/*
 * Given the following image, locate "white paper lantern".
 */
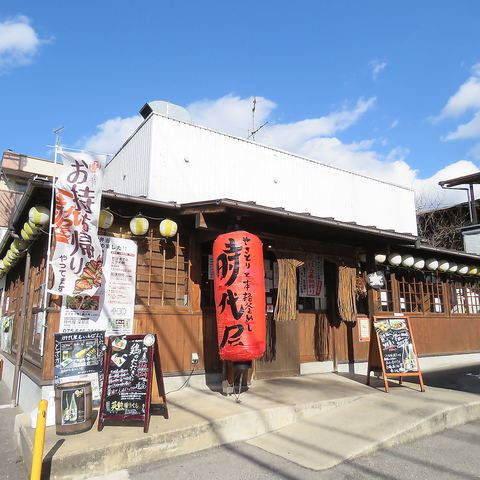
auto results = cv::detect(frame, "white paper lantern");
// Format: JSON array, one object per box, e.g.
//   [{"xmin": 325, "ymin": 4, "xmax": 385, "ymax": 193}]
[
  {"xmin": 358, "ymin": 253, "xmax": 367, "ymax": 263},
  {"xmin": 469, "ymin": 265, "xmax": 478, "ymax": 275},
  {"xmin": 0, "ymin": 260, "xmax": 7, "ymax": 272},
  {"xmin": 437, "ymin": 260, "xmax": 450, "ymax": 272},
  {"xmin": 3, "ymin": 256, "xmax": 15, "ymax": 267},
  {"xmin": 28, "ymin": 205, "xmax": 50, "ymax": 227},
  {"xmin": 401, "ymin": 255, "xmax": 415, "ymax": 268},
  {"xmin": 374, "ymin": 254, "xmax": 387, "ymax": 264},
  {"xmin": 412, "ymin": 257, "xmax": 425, "ymax": 270},
  {"xmin": 99, "ymin": 209, "xmax": 114, "ymax": 229},
  {"xmin": 130, "ymin": 216, "xmax": 149, "ymax": 235},
  {"xmin": 21, "ymin": 221, "xmax": 40, "ymax": 241},
  {"xmin": 388, "ymin": 253, "xmax": 402, "ymax": 266},
  {"xmin": 426, "ymin": 258, "xmax": 439, "ymax": 271},
  {"xmin": 448, "ymin": 262, "xmax": 458, "ymax": 273},
  {"xmin": 457, "ymin": 264, "xmax": 469, "ymax": 275},
  {"xmin": 11, "ymin": 238, "xmax": 29, "ymax": 254},
  {"xmin": 6, "ymin": 249, "xmax": 20, "ymax": 260},
  {"xmin": 159, "ymin": 219, "xmax": 178, "ymax": 238}
]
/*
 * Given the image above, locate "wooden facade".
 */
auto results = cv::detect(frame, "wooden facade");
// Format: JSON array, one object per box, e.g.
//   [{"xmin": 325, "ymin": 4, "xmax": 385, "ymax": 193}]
[{"xmin": 3, "ymin": 182, "xmax": 480, "ymax": 410}]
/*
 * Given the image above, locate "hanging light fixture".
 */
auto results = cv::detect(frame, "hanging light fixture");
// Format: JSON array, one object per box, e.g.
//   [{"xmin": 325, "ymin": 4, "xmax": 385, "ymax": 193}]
[
  {"xmin": 11, "ymin": 238, "xmax": 29, "ymax": 254},
  {"xmin": 412, "ymin": 257, "xmax": 425, "ymax": 270},
  {"xmin": 469, "ymin": 265, "xmax": 478, "ymax": 275},
  {"xmin": 413, "ymin": 257, "xmax": 425, "ymax": 270},
  {"xmin": 375, "ymin": 253, "xmax": 387, "ymax": 263},
  {"xmin": 99, "ymin": 209, "xmax": 114, "ymax": 229},
  {"xmin": 437, "ymin": 260, "xmax": 450, "ymax": 272},
  {"xmin": 130, "ymin": 216, "xmax": 149, "ymax": 235},
  {"xmin": 28, "ymin": 205, "xmax": 50, "ymax": 227},
  {"xmin": 401, "ymin": 254, "xmax": 415, "ymax": 268},
  {"xmin": 3, "ymin": 256, "xmax": 16, "ymax": 267},
  {"xmin": 457, "ymin": 264, "xmax": 469, "ymax": 275},
  {"xmin": 6, "ymin": 249, "xmax": 20, "ymax": 261},
  {"xmin": 426, "ymin": 258, "xmax": 439, "ymax": 271},
  {"xmin": 448, "ymin": 262, "xmax": 458, "ymax": 273},
  {"xmin": 159, "ymin": 219, "xmax": 178, "ymax": 238},
  {"xmin": 21, "ymin": 221, "xmax": 40, "ymax": 241},
  {"xmin": 388, "ymin": 253, "xmax": 402, "ymax": 266}
]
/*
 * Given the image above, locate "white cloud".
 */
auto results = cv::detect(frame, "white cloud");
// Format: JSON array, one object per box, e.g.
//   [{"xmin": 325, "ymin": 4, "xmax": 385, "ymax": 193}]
[
  {"xmin": 370, "ymin": 59, "xmax": 387, "ymax": 80},
  {"xmin": 434, "ymin": 68, "xmax": 480, "ymax": 121},
  {"xmin": 0, "ymin": 15, "xmax": 49, "ymax": 73},
  {"xmin": 414, "ymin": 160, "xmax": 479, "ymax": 210},
  {"xmin": 443, "ymin": 110, "xmax": 480, "ymax": 141},
  {"xmin": 187, "ymin": 94, "xmax": 277, "ymax": 137},
  {"xmin": 433, "ymin": 63, "xmax": 480, "ymax": 165},
  {"xmin": 263, "ymin": 98, "xmax": 376, "ymax": 153},
  {"xmin": 82, "ymin": 116, "xmax": 142, "ymax": 154},
  {"xmin": 81, "ymin": 94, "xmax": 479, "ymax": 210}
]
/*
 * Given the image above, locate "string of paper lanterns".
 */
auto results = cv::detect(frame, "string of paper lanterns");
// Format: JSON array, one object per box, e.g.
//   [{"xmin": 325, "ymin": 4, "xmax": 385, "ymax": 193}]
[
  {"xmin": 368, "ymin": 251, "xmax": 480, "ymax": 277},
  {"xmin": 0, "ymin": 206, "xmax": 50, "ymax": 279},
  {"xmin": 99, "ymin": 209, "xmax": 178, "ymax": 239},
  {"xmin": 0, "ymin": 205, "xmax": 179, "ymax": 280}
]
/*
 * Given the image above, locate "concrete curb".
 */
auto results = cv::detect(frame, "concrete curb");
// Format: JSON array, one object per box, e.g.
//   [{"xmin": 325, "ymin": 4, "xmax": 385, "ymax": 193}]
[
  {"xmin": 16, "ymin": 393, "xmax": 368, "ymax": 480},
  {"xmin": 360, "ymin": 398, "xmax": 480, "ymax": 460}
]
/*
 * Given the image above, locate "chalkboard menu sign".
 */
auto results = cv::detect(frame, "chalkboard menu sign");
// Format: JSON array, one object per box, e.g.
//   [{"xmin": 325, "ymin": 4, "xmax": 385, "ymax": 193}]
[
  {"xmin": 98, "ymin": 334, "xmax": 168, "ymax": 432},
  {"xmin": 367, "ymin": 316, "xmax": 425, "ymax": 393}
]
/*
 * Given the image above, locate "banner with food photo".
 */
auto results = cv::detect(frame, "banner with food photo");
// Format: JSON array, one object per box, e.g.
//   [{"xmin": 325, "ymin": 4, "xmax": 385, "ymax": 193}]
[
  {"xmin": 49, "ymin": 150, "xmax": 107, "ymax": 296},
  {"xmin": 59, "ymin": 236, "xmax": 137, "ymax": 336}
]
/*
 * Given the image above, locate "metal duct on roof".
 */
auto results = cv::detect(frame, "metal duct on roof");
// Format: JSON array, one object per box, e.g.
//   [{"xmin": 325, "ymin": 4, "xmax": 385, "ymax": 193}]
[{"xmin": 139, "ymin": 101, "xmax": 192, "ymax": 122}]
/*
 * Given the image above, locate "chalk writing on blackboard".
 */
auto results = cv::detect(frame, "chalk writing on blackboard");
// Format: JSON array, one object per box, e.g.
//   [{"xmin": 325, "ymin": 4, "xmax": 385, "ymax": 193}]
[
  {"xmin": 98, "ymin": 334, "xmax": 168, "ymax": 432},
  {"xmin": 374, "ymin": 319, "xmax": 418, "ymax": 374}
]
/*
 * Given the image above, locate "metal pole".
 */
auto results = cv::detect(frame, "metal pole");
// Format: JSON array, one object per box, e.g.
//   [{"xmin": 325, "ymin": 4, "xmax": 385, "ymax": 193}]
[
  {"xmin": 470, "ymin": 184, "xmax": 478, "ymax": 225},
  {"xmin": 30, "ymin": 399, "xmax": 48, "ymax": 480}
]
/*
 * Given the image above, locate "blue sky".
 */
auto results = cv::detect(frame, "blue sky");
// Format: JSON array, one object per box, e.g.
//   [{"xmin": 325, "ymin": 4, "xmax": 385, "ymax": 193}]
[{"xmin": 2, "ymin": 1, "xmax": 480, "ymax": 207}]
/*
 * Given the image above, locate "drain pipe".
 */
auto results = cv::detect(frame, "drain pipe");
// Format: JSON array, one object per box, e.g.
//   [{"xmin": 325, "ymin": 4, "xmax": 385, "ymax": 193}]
[
  {"xmin": 10, "ymin": 250, "xmax": 31, "ymax": 407},
  {"xmin": 439, "ymin": 183, "xmax": 477, "ymax": 225}
]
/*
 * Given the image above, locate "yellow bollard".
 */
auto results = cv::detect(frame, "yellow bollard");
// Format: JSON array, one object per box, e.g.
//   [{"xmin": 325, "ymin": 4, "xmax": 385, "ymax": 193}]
[{"xmin": 30, "ymin": 399, "xmax": 48, "ymax": 480}]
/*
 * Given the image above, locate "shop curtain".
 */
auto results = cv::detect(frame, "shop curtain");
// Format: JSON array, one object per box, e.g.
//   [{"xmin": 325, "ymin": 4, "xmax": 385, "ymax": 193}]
[{"xmin": 337, "ymin": 265, "xmax": 358, "ymax": 323}]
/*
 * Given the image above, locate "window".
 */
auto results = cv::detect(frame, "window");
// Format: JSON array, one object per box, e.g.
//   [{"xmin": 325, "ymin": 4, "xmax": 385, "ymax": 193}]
[
  {"xmin": 448, "ymin": 279, "xmax": 480, "ymax": 314},
  {"xmin": 423, "ymin": 274, "xmax": 445, "ymax": 313},
  {"xmin": 397, "ymin": 271, "xmax": 423, "ymax": 313},
  {"xmin": 136, "ymin": 234, "xmax": 190, "ymax": 307},
  {"xmin": 378, "ymin": 273, "xmax": 394, "ymax": 312}
]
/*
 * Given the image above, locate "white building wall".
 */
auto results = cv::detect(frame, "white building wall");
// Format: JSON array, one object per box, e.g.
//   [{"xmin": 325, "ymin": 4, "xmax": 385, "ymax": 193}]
[
  {"xmin": 105, "ymin": 113, "xmax": 418, "ymax": 235},
  {"xmin": 104, "ymin": 119, "xmax": 153, "ymax": 198}
]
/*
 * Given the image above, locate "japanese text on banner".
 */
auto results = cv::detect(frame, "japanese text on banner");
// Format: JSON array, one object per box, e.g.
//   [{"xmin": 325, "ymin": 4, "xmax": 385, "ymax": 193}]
[{"xmin": 49, "ymin": 150, "xmax": 106, "ymax": 296}]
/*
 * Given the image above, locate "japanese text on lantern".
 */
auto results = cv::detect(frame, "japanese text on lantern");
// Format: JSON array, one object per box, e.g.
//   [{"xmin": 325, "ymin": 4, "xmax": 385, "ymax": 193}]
[{"xmin": 216, "ymin": 236, "xmax": 254, "ymax": 348}]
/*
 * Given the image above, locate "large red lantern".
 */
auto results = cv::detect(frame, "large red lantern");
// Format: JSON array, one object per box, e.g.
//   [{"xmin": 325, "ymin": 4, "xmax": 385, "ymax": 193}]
[{"xmin": 213, "ymin": 231, "xmax": 266, "ymax": 361}]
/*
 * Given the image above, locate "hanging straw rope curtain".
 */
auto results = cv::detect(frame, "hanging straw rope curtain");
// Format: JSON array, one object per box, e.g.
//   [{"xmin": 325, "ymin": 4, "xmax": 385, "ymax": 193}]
[
  {"xmin": 274, "ymin": 253, "xmax": 304, "ymax": 322},
  {"xmin": 337, "ymin": 265, "xmax": 357, "ymax": 323}
]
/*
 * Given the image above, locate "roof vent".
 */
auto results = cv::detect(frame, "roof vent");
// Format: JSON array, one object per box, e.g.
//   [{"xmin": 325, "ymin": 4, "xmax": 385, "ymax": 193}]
[{"xmin": 139, "ymin": 101, "xmax": 192, "ymax": 122}]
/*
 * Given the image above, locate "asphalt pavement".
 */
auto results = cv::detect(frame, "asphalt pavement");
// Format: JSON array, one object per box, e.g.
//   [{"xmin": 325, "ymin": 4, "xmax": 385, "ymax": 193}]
[
  {"xmin": 0, "ymin": 380, "xmax": 29, "ymax": 479},
  {"xmin": 2, "ymin": 360, "xmax": 480, "ymax": 480}
]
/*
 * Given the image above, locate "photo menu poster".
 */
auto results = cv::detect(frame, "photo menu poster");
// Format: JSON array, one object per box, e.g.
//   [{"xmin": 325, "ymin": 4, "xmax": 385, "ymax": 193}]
[
  {"xmin": 59, "ymin": 235, "xmax": 137, "ymax": 336},
  {"xmin": 54, "ymin": 330, "xmax": 105, "ymax": 404}
]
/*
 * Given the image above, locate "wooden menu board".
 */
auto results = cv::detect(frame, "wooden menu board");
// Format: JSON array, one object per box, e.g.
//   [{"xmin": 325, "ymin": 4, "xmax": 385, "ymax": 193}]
[
  {"xmin": 97, "ymin": 334, "xmax": 168, "ymax": 433},
  {"xmin": 367, "ymin": 316, "xmax": 425, "ymax": 393}
]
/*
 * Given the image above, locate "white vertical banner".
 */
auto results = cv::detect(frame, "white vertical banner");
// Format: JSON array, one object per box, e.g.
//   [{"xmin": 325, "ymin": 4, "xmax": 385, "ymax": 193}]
[{"xmin": 49, "ymin": 150, "xmax": 106, "ymax": 296}]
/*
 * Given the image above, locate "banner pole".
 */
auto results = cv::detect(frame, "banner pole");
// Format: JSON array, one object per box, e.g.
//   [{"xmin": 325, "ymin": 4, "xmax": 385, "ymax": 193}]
[{"xmin": 39, "ymin": 142, "xmax": 60, "ymax": 356}]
